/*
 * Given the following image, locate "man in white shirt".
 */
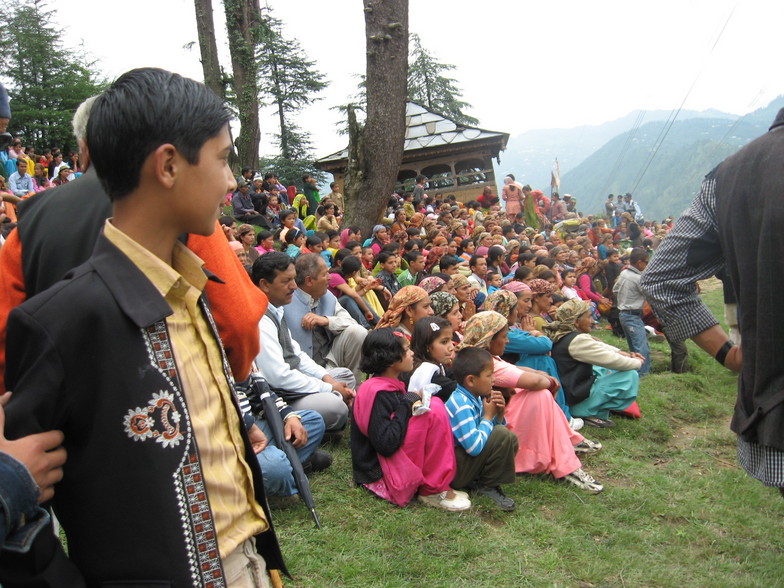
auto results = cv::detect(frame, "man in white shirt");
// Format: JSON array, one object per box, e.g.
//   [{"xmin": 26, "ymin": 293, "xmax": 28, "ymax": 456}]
[
  {"xmin": 252, "ymin": 252, "xmax": 351, "ymax": 432},
  {"xmin": 8, "ymin": 159, "xmax": 33, "ymax": 196}
]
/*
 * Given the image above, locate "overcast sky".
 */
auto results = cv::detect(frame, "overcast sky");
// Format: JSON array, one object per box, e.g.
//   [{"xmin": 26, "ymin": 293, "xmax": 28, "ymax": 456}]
[{"xmin": 60, "ymin": 0, "xmax": 783, "ymax": 160}]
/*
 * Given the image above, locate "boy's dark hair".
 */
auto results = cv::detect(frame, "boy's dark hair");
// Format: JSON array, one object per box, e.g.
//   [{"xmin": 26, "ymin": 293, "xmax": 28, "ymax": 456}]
[
  {"xmin": 537, "ymin": 268, "xmax": 556, "ymax": 281},
  {"xmin": 403, "ymin": 250, "xmax": 424, "ymax": 265},
  {"xmin": 560, "ymin": 268, "xmax": 575, "ymax": 280},
  {"xmin": 219, "ymin": 215, "xmax": 235, "ymax": 227},
  {"xmin": 251, "ymin": 251, "xmax": 293, "ymax": 285},
  {"xmin": 337, "ymin": 255, "xmax": 361, "ymax": 277},
  {"xmin": 453, "ymin": 347, "xmax": 493, "ymax": 387},
  {"xmin": 513, "ymin": 266, "xmax": 532, "ymax": 281},
  {"xmin": 88, "ymin": 68, "xmax": 231, "ymax": 201},
  {"xmin": 630, "ymin": 247, "xmax": 648, "ymax": 265},
  {"xmin": 360, "ymin": 328, "xmax": 407, "ymax": 375},
  {"xmin": 551, "ymin": 293, "xmax": 565, "ymax": 304},
  {"xmin": 376, "ymin": 251, "xmax": 397, "ymax": 266},
  {"xmin": 416, "ymin": 174, "xmax": 426, "ymax": 184},
  {"xmin": 279, "ymin": 209, "xmax": 297, "ymax": 223},
  {"xmin": 439, "ymin": 255, "xmax": 459, "ymax": 271},
  {"xmin": 345, "ymin": 240, "xmax": 361, "ymax": 250},
  {"xmin": 406, "ymin": 227, "xmax": 421, "ymax": 238},
  {"xmin": 607, "ymin": 248, "xmax": 619, "ymax": 258}
]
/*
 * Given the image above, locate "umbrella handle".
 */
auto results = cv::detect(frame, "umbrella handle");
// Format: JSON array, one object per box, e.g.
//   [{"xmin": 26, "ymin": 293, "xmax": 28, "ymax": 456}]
[{"xmin": 269, "ymin": 568, "xmax": 285, "ymax": 588}]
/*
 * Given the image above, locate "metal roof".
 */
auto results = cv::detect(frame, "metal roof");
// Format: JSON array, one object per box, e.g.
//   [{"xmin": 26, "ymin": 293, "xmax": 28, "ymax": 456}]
[{"xmin": 317, "ymin": 102, "xmax": 508, "ymax": 164}]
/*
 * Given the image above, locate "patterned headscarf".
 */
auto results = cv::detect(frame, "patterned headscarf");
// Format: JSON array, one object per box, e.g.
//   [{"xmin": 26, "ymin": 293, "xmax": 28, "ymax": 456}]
[
  {"xmin": 460, "ymin": 311, "xmax": 508, "ymax": 351},
  {"xmin": 376, "ymin": 286, "xmax": 429, "ymax": 329},
  {"xmin": 425, "ymin": 246, "xmax": 445, "ymax": 273},
  {"xmin": 502, "ymin": 281, "xmax": 530, "ymax": 293},
  {"xmin": 484, "ymin": 290, "xmax": 518, "ymax": 321},
  {"xmin": 449, "ymin": 274, "xmax": 470, "ymax": 291},
  {"xmin": 430, "ymin": 292, "xmax": 458, "ymax": 318},
  {"xmin": 410, "ymin": 212, "xmax": 424, "ymax": 227},
  {"xmin": 578, "ymin": 256, "xmax": 596, "ymax": 275},
  {"xmin": 418, "ymin": 276, "xmax": 446, "ymax": 295},
  {"xmin": 528, "ymin": 278, "xmax": 555, "ymax": 295},
  {"xmin": 544, "ymin": 299, "xmax": 591, "ymax": 343}
]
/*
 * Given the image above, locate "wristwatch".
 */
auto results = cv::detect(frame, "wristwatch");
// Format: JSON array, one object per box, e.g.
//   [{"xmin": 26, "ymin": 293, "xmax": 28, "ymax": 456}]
[{"xmin": 715, "ymin": 340, "xmax": 735, "ymax": 366}]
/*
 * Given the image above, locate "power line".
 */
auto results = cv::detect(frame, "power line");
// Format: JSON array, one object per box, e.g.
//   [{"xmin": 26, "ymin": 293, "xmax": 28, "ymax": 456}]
[{"xmin": 628, "ymin": 4, "xmax": 737, "ymax": 194}]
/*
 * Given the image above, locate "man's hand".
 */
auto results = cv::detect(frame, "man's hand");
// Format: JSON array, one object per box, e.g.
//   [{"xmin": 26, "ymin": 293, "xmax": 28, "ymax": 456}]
[
  {"xmin": 247, "ymin": 423, "xmax": 268, "ymax": 454},
  {"xmin": 284, "ymin": 416, "xmax": 308, "ymax": 449},
  {"xmin": 302, "ymin": 312, "xmax": 329, "ymax": 330},
  {"xmin": 324, "ymin": 375, "xmax": 356, "ymax": 406},
  {"xmin": 221, "ymin": 224, "xmax": 236, "ymax": 241},
  {"xmin": 725, "ymin": 345, "xmax": 743, "ymax": 373},
  {"xmin": 0, "ymin": 392, "xmax": 66, "ymax": 503}
]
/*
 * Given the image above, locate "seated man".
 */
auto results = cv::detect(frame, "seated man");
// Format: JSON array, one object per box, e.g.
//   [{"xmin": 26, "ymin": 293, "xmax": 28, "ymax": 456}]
[
  {"xmin": 252, "ymin": 253, "xmax": 352, "ymax": 432},
  {"xmin": 8, "ymin": 159, "xmax": 33, "ymax": 197},
  {"xmin": 287, "ymin": 254, "xmax": 368, "ymax": 384},
  {"xmin": 232, "ymin": 180, "xmax": 269, "ymax": 227}
]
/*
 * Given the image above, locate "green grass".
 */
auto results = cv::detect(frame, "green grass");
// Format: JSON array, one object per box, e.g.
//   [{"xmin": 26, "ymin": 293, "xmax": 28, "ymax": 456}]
[{"xmin": 272, "ymin": 287, "xmax": 784, "ymax": 587}]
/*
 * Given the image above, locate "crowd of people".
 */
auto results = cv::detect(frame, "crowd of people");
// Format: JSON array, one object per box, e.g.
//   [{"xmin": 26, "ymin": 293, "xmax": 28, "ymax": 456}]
[
  {"xmin": 210, "ymin": 169, "xmax": 687, "ymax": 514},
  {"xmin": 0, "ymin": 69, "xmax": 709, "ymax": 586}
]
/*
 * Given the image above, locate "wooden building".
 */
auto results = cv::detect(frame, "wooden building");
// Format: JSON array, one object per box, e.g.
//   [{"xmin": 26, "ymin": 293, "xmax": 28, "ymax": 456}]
[{"xmin": 315, "ymin": 102, "xmax": 510, "ymax": 203}]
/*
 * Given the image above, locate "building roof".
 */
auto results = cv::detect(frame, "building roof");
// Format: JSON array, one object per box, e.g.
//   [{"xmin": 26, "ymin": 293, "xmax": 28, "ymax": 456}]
[{"xmin": 316, "ymin": 102, "xmax": 509, "ymax": 166}]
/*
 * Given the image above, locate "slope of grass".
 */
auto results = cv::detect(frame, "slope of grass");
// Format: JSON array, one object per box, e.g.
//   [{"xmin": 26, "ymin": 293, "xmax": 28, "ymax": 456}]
[{"xmin": 272, "ymin": 288, "xmax": 784, "ymax": 587}]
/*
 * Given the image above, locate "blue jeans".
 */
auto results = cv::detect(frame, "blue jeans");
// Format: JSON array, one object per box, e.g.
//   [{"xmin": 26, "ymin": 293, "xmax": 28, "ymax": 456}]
[
  {"xmin": 255, "ymin": 409, "xmax": 325, "ymax": 496},
  {"xmin": 619, "ymin": 311, "xmax": 650, "ymax": 375}
]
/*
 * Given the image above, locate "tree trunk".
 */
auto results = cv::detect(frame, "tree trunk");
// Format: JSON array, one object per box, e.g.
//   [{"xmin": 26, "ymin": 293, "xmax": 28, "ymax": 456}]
[
  {"xmin": 342, "ymin": 0, "xmax": 408, "ymax": 237},
  {"xmin": 223, "ymin": 0, "xmax": 262, "ymax": 170},
  {"xmin": 193, "ymin": 0, "xmax": 224, "ymax": 99}
]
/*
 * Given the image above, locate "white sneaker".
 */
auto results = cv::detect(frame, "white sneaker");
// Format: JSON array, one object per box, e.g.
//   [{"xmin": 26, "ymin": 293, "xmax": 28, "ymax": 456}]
[
  {"xmin": 569, "ymin": 417, "xmax": 584, "ymax": 431},
  {"xmin": 417, "ymin": 491, "xmax": 471, "ymax": 511},
  {"xmin": 562, "ymin": 468, "xmax": 604, "ymax": 493}
]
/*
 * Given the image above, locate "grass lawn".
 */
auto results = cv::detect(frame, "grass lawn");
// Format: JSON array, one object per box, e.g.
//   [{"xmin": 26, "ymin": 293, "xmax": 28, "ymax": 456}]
[{"xmin": 271, "ymin": 285, "xmax": 784, "ymax": 587}]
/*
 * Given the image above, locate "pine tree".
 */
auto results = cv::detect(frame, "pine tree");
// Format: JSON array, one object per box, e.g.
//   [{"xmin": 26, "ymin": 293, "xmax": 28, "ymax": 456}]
[
  {"xmin": 407, "ymin": 33, "xmax": 478, "ymax": 126},
  {"xmin": 0, "ymin": 1, "xmax": 106, "ymax": 153},
  {"xmin": 256, "ymin": 6, "xmax": 328, "ymax": 187}
]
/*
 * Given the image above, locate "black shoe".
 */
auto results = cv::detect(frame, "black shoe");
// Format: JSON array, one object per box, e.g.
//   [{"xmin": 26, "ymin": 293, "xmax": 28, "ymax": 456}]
[
  {"xmin": 302, "ymin": 449, "xmax": 333, "ymax": 475},
  {"xmin": 474, "ymin": 486, "xmax": 515, "ymax": 511}
]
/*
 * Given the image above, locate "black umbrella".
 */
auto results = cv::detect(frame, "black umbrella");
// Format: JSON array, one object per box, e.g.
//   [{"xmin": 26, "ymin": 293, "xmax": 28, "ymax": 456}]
[{"xmin": 250, "ymin": 376, "xmax": 322, "ymax": 529}]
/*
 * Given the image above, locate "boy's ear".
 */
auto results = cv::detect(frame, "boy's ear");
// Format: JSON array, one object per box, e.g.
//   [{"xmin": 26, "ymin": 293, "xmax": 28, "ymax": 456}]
[
  {"xmin": 463, "ymin": 374, "xmax": 476, "ymax": 389},
  {"xmin": 149, "ymin": 143, "xmax": 179, "ymax": 189}
]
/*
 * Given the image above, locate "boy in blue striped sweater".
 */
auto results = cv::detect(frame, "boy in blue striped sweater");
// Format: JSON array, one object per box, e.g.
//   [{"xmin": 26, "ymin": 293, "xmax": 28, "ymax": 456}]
[{"xmin": 445, "ymin": 347, "xmax": 519, "ymax": 511}]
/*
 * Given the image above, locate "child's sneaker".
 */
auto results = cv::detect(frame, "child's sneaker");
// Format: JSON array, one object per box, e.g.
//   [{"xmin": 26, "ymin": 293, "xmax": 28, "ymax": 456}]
[
  {"xmin": 562, "ymin": 468, "xmax": 603, "ymax": 493},
  {"xmin": 417, "ymin": 491, "xmax": 471, "ymax": 512},
  {"xmin": 475, "ymin": 486, "xmax": 515, "ymax": 511},
  {"xmin": 574, "ymin": 438, "xmax": 603, "ymax": 454}
]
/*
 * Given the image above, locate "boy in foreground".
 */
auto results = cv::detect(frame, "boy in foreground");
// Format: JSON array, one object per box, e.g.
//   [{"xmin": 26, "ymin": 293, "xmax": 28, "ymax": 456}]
[
  {"xmin": 446, "ymin": 347, "xmax": 519, "ymax": 511},
  {"xmin": 1, "ymin": 68, "xmax": 285, "ymax": 586}
]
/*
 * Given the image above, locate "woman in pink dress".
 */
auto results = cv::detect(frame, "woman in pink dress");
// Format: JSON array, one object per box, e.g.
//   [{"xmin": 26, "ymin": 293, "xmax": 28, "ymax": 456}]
[
  {"xmin": 460, "ymin": 311, "xmax": 605, "ymax": 493},
  {"xmin": 502, "ymin": 177, "xmax": 523, "ymax": 223}
]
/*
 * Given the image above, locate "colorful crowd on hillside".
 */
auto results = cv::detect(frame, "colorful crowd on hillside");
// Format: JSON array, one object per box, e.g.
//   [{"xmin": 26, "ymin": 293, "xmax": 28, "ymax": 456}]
[{"xmin": 0, "ymin": 67, "xmax": 776, "ymax": 587}]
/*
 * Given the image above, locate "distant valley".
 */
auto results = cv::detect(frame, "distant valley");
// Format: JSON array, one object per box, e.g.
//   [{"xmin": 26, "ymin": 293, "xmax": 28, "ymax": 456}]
[{"xmin": 499, "ymin": 97, "xmax": 784, "ymax": 220}]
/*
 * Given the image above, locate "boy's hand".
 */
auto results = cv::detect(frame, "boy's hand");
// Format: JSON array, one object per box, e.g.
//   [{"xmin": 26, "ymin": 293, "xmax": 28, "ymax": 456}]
[
  {"xmin": 482, "ymin": 395, "xmax": 497, "ymax": 420},
  {"xmin": 490, "ymin": 390, "xmax": 506, "ymax": 419}
]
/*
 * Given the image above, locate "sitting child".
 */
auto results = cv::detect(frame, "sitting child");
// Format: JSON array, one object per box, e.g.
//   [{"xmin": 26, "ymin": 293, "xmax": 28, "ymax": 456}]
[
  {"xmin": 446, "ymin": 347, "xmax": 519, "ymax": 510},
  {"xmin": 487, "ymin": 272, "xmax": 503, "ymax": 294},
  {"xmin": 405, "ymin": 316, "xmax": 457, "ymax": 403},
  {"xmin": 351, "ymin": 328, "xmax": 471, "ymax": 511}
]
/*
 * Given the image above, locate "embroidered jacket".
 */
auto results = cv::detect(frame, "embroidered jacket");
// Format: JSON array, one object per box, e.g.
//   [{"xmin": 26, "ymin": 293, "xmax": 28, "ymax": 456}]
[{"xmin": 1, "ymin": 234, "xmax": 286, "ymax": 587}]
